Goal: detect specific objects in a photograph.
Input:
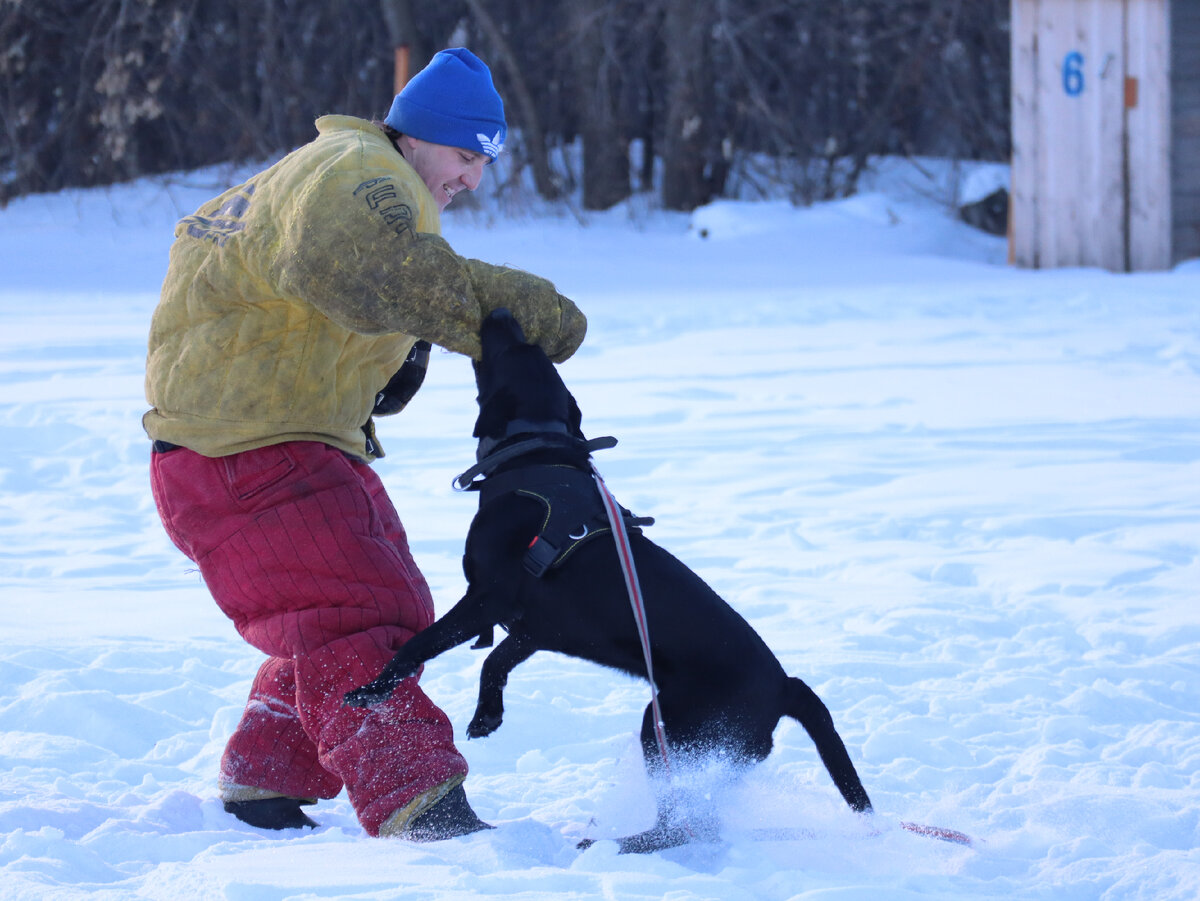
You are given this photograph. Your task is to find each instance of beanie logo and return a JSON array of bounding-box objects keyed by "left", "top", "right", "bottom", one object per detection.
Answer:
[{"left": 477, "top": 131, "right": 504, "bottom": 159}]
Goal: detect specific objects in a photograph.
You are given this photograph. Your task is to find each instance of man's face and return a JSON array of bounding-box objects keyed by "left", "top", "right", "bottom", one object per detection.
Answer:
[{"left": 399, "top": 136, "right": 488, "bottom": 211}]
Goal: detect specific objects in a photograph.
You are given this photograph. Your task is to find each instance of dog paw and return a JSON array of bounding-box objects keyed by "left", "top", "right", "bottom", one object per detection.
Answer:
[
  {"left": 466, "top": 713, "right": 502, "bottom": 738},
  {"left": 342, "top": 684, "right": 392, "bottom": 708},
  {"left": 616, "top": 823, "right": 698, "bottom": 854}
]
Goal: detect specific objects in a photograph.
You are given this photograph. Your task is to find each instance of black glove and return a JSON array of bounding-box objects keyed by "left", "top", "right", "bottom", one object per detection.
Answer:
[{"left": 373, "top": 340, "right": 430, "bottom": 416}]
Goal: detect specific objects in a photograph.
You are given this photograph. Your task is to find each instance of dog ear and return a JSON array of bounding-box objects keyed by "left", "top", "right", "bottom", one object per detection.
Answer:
[
  {"left": 473, "top": 387, "right": 518, "bottom": 439},
  {"left": 567, "top": 392, "right": 584, "bottom": 438}
]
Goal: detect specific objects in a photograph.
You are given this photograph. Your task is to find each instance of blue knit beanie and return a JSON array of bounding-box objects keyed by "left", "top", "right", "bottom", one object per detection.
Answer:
[{"left": 385, "top": 48, "right": 506, "bottom": 161}]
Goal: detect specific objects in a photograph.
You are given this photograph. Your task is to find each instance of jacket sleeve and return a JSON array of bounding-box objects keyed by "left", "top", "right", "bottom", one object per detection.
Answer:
[
  {"left": 460, "top": 259, "right": 587, "bottom": 363},
  {"left": 271, "top": 158, "right": 586, "bottom": 362}
]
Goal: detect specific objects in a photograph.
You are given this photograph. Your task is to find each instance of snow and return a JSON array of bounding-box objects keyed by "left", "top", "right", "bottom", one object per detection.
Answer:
[{"left": 2, "top": 155, "right": 1199, "bottom": 900}]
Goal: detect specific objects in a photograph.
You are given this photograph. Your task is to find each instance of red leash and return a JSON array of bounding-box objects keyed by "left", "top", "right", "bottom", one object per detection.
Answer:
[
  {"left": 590, "top": 463, "right": 673, "bottom": 774},
  {"left": 899, "top": 821, "right": 974, "bottom": 846}
]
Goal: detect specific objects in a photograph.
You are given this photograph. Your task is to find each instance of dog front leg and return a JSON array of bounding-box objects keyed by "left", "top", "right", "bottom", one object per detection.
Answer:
[
  {"left": 343, "top": 588, "right": 501, "bottom": 708},
  {"left": 467, "top": 633, "right": 536, "bottom": 738}
]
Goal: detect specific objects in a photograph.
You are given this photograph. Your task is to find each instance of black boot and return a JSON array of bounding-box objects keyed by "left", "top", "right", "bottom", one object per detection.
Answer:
[
  {"left": 224, "top": 797, "right": 319, "bottom": 830},
  {"left": 404, "top": 784, "right": 493, "bottom": 841}
]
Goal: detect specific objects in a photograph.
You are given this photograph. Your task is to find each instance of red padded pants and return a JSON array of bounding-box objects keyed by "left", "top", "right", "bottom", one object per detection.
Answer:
[{"left": 150, "top": 441, "right": 467, "bottom": 835}]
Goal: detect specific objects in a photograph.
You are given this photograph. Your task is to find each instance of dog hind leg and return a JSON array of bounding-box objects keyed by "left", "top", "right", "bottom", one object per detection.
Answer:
[{"left": 610, "top": 699, "right": 725, "bottom": 853}]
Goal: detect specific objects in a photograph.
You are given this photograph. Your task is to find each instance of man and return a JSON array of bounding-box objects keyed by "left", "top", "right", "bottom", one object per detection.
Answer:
[{"left": 144, "top": 48, "right": 585, "bottom": 839}]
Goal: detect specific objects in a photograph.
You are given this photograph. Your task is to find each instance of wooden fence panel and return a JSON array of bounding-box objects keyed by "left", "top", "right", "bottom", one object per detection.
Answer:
[
  {"left": 1127, "top": 0, "right": 1172, "bottom": 270},
  {"left": 1040, "top": 0, "right": 1126, "bottom": 269},
  {"left": 1011, "top": 0, "right": 1172, "bottom": 271}
]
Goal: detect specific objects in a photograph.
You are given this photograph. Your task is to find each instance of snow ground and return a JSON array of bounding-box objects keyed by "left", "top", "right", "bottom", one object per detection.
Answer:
[{"left": 1, "top": 155, "right": 1198, "bottom": 900}]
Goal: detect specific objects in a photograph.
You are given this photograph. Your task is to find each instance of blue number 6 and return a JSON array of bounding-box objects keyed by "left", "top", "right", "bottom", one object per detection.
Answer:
[{"left": 1063, "top": 51, "right": 1084, "bottom": 96}]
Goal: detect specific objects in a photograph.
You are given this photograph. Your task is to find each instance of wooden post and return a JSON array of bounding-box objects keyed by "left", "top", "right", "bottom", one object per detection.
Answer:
[
  {"left": 378, "top": 0, "right": 422, "bottom": 96},
  {"left": 1010, "top": 0, "right": 1039, "bottom": 266},
  {"left": 1172, "top": 0, "right": 1200, "bottom": 264},
  {"left": 394, "top": 44, "right": 410, "bottom": 93}
]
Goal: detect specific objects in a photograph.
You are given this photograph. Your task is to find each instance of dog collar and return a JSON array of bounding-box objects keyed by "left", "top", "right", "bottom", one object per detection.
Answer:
[
  {"left": 454, "top": 434, "right": 617, "bottom": 491},
  {"left": 476, "top": 418, "right": 573, "bottom": 462}
]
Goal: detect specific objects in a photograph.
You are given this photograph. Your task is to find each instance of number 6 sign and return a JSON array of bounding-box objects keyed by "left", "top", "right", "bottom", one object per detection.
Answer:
[{"left": 1062, "top": 50, "right": 1084, "bottom": 96}]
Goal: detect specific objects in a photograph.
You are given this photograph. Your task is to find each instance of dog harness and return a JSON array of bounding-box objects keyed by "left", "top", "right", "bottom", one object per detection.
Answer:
[
  {"left": 476, "top": 463, "right": 653, "bottom": 577},
  {"left": 455, "top": 433, "right": 652, "bottom": 577}
]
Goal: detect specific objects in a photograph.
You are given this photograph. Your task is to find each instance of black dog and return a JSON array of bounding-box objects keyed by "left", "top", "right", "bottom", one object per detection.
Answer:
[{"left": 346, "top": 309, "right": 872, "bottom": 852}]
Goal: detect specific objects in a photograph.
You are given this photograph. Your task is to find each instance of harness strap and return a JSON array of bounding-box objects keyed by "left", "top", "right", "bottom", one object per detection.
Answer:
[
  {"left": 474, "top": 464, "right": 651, "bottom": 577},
  {"left": 522, "top": 495, "right": 651, "bottom": 577}
]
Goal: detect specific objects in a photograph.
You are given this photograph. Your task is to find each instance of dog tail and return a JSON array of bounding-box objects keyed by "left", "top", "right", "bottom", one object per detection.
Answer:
[{"left": 783, "top": 676, "right": 873, "bottom": 813}]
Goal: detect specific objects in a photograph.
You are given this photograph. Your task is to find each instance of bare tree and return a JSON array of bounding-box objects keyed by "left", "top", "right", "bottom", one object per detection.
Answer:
[
  {"left": 464, "top": 0, "right": 559, "bottom": 199},
  {"left": 565, "top": 1, "right": 632, "bottom": 210},
  {"left": 2, "top": 0, "right": 1010, "bottom": 208},
  {"left": 660, "top": 0, "right": 727, "bottom": 210}
]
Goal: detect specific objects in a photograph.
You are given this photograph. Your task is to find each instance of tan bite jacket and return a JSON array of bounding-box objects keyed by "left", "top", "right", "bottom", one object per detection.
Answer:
[{"left": 144, "top": 115, "right": 585, "bottom": 460}]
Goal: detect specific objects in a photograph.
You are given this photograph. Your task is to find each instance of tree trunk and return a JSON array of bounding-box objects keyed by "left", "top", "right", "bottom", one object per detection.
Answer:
[
  {"left": 660, "top": 0, "right": 721, "bottom": 211},
  {"left": 569, "top": 2, "right": 630, "bottom": 210}
]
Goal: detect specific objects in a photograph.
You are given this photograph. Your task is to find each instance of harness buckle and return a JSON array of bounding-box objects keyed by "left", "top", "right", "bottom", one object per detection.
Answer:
[{"left": 523, "top": 536, "right": 561, "bottom": 577}]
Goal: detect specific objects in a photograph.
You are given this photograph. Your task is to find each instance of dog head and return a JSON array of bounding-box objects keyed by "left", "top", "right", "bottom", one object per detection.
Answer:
[{"left": 473, "top": 309, "right": 583, "bottom": 444}]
